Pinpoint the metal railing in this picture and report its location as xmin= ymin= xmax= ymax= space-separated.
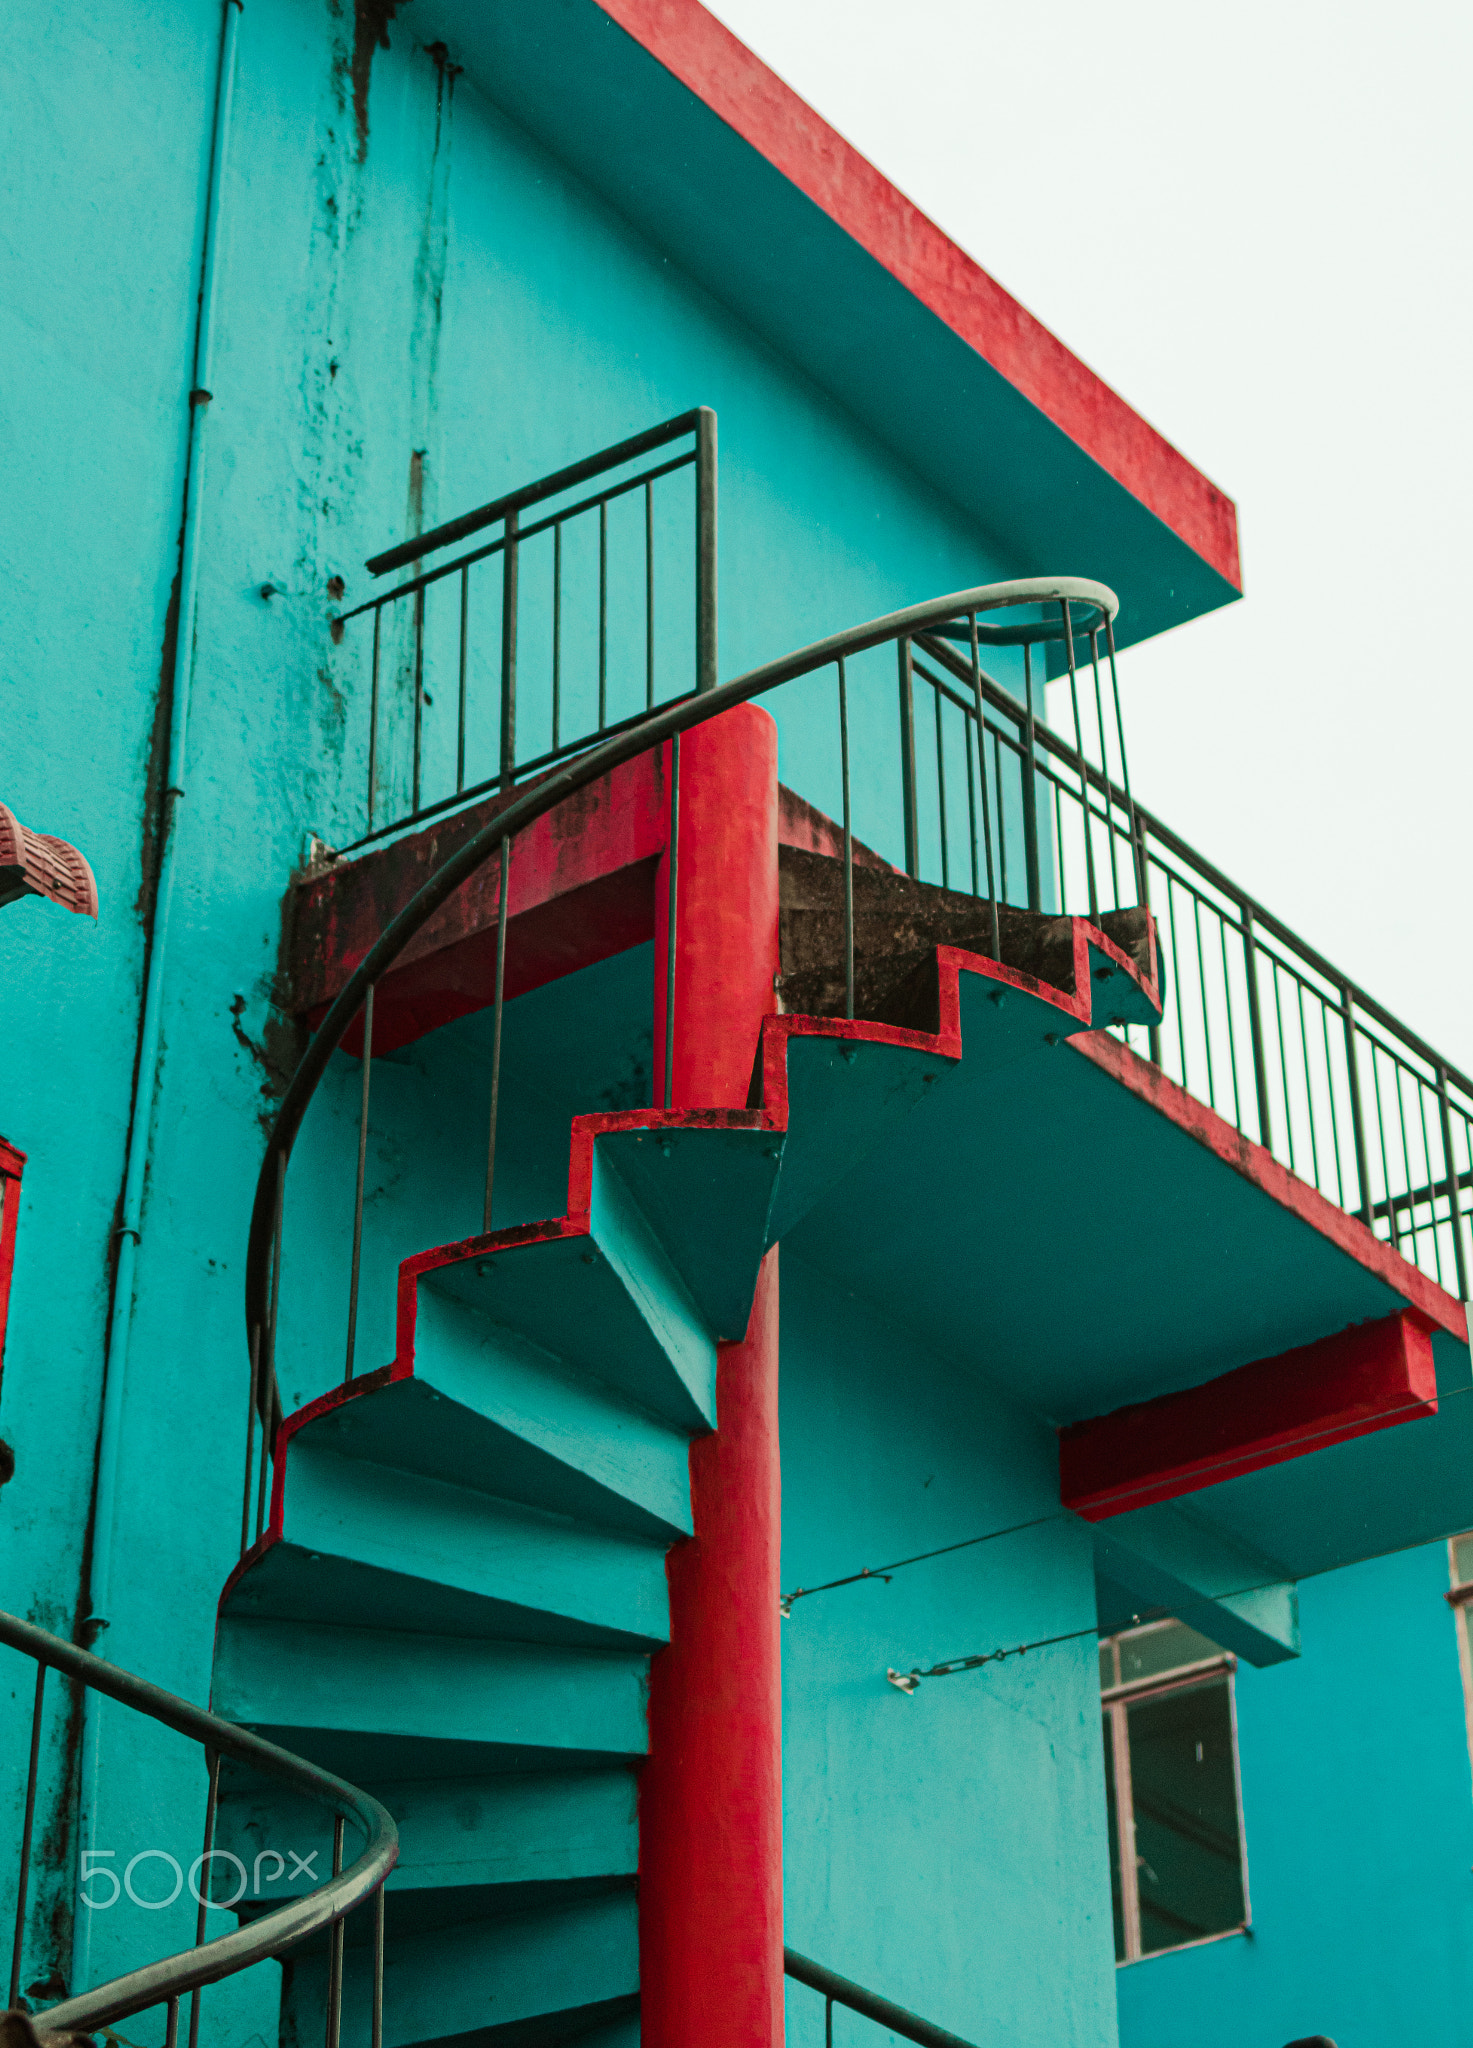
xmin=1126 ymin=814 xmax=1473 ymax=1298
xmin=332 ymin=410 xmax=718 ymax=852
xmin=0 ymin=1611 xmax=396 ymax=2041
xmin=785 ymin=1945 xmax=981 ymax=2048
xmin=891 ymin=626 xmax=1473 ymax=1302
xmin=240 ymin=575 xmax=1123 ymax=1514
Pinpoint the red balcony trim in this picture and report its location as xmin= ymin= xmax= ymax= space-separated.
xmin=1071 ymin=1029 xmax=1468 ymax=1344
xmin=1061 ymin=1309 xmax=1439 ymax=1520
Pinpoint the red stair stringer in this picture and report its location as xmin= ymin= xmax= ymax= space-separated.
xmin=223 ymin=911 xmax=1161 ymax=1595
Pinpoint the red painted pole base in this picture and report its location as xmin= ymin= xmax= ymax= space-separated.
xmin=640 ymin=1250 xmax=784 ymax=2048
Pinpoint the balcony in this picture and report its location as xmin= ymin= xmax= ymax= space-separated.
xmin=279 ymin=417 xmax=1472 ymax=1660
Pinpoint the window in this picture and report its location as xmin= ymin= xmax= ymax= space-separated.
xmin=1447 ymin=1535 xmax=1473 ymax=1773
xmin=1100 ymin=1619 xmax=1250 ymax=1962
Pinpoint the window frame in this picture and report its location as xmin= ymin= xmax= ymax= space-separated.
xmin=1445 ymin=1537 xmax=1473 ymax=1777
xmin=1101 ymin=1622 xmax=1253 ymax=1966
xmin=0 ymin=1136 xmax=24 ymax=1392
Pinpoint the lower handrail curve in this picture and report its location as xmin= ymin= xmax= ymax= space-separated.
xmin=0 ymin=1612 xmax=397 ymax=2032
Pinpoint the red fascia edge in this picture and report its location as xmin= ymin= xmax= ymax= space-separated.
xmin=1071 ymin=1029 xmax=1468 ymax=1345
xmin=598 ymin=0 xmax=1241 ymax=591
xmin=1060 ymin=1310 xmax=1439 ymax=1522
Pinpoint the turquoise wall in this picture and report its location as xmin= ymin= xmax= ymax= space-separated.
xmin=0 ymin=0 xmax=1214 ymax=2041
xmin=1116 ymin=1541 xmax=1473 ymax=2048
xmin=778 ymin=1255 xmax=1118 ymax=2048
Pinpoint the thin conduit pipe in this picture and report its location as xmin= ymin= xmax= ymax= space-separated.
xmin=74 ymin=0 xmax=241 ymax=2000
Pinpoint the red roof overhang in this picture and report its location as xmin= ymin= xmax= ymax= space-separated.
xmin=410 ymin=0 xmax=1241 ymax=646
xmin=600 ymin=0 xmax=1240 ymax=595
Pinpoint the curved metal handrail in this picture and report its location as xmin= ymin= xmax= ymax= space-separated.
xmin=784 ymin=1946 xmax=982 ymax=2048
xmin=244 ymin=572 xmax=1118 ymax=1404
xmin=0 ymin=1611 xmax=397 ymax=2033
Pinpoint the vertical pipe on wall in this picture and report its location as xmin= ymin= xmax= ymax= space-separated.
xmin=74 ymin=0 xmax=241 ymax=2000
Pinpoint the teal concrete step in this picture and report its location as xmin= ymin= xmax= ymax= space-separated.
xmin=416 ymin=1154 xmax=717 ymax=1433
xmin=295 ymin=1293 xmax=695 ymax=1544
xmin=227 ymin=1440 xmax=669 ymax=1649
xmin=284 ymin=1886 xmax=639 ymax=2048
xmin=213 ymin=1617 xmax=650 ymax=1784
xmin=219 ymin=1766 xmax=637 ymax=1909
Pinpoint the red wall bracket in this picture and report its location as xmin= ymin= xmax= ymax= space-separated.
xmin=1060 ymin=1310 xmax=1439 ymax=1521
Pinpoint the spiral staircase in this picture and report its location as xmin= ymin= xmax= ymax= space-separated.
xmin=208 ymin=826 xmax=1161 ymax=2044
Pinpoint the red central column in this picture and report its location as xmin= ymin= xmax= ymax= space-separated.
xmin=641 ymin=703 xmax=785 ymax=2048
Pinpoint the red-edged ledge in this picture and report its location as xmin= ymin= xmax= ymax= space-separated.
xmin=1071 ymin=1028 xmax=1468 ymax=1343
xmin=1062 ymin=1309 xmax=1440 ymax=1521
xmin=222 ymin=921 xmax=1158 ymax=1594
xmin=600 ymin=0 xmax=1240 ymax=591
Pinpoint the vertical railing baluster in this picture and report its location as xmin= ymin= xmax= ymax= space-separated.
xmin=411 ymin=585 xmax=425 ymax=817
xmin=551 ymin=522 xmax=562 ymax=751
xmin=1090 ymin=630 xmax=1120 ymax=907
xmin=9 ymin=1660 xmax=44 ymax=2008
xmin=1295 ymin=978 xmax=1321 ymax=1194
xmin=367 ymin=608 xmax=381 ymax=832
xmin=261 ymin=1149 xmax=285 ymax=1525
xmin=645 ymin=479 xmax=655 ymax=711
xmin=482 ymin=839 xmax=511 ymax=1234
xmin=1436 ymin=1063 xmax=1470 ymax=1301
xmin=372 ymin=1882 xmax=385 ymax=2048
xmin=1136 ymin=816 xmax=1161 ymax=1066
xmin=838 ymin=659 xmax=854 ymax=1021
xmin=933 ymin=687 xmax=949 ymax=890
xmin=1242 ymin=905 xmax=1273 ymax=1152
xmin=1061 ymin=600 xmax=1099 ymax=922
xmin=1193 ymin=895 xmax=1216 ymax=1112
xmin=1341 ymin=986 xmax=1374 ymax=1227
xmin=1369 ymin=1046 xmax=1398 ymax=1248
xmin=499 ymin=509 xmax=519 ymax=790
xmin=1415 ymin=1078 xmax=1443 ymax=1285
xmin=664 ymin=736 xmax=680 ymax=1108
xmin=186 ymin=1750 xmax=221 ymax=2048
xmin=695 ymin=407 xmax=718 ymax=694
xmin=241 ymin=1323 xmax=260 ymax=1559
xmin=345 ymin=984 xmax=374 ymax=1382
xmin=325 ymin=1815 xmax=345 ymax=2048
xmin=991 ymin=731 xmax=1009 ymax=909
xmin=1104 ymin=618 xmax=1144 ymax=908
xmin=598 ymin=499 xmax=608 ymax=731
xmin=456 ymin=566 xmax=468 ymax=796
xmin=1166 ymin=878 xmax=1188 ymax=1084
xmin=165 ymin=1997 xmax=180 ymax=2048
xmin=967 ymin=614 xmax=1000 ymax=960
xmin=897 ymin=638 xmax=919 ymax=879
xmin=255 ymin=1363 xmax=271 ymax=1543
xmin=825 ymin=1992 xmax=833 ymax=2048
xmin=964 ymin=713 xmax=980 ymax=898
xmin=1218 ymin=914 xmax=1242 ymax=1129
xmin=1271 ymin=963 xmax=1297 ymax=1174
xmin=1022 ymin=642 xmax=1042 ymax=914
xmin=1392 ymin=1059 xmax=1417 ymax=1266
xmin=1319 ymin=999 xmax=1346 ymax=1208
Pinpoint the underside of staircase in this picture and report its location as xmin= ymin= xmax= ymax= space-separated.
xmin=209 ymin=842 xmax=1160 ymax=2047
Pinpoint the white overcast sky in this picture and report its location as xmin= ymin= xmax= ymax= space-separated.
xmin=706 ymin=0 xmax=1473 ymax=1066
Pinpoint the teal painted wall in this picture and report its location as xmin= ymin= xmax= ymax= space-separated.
xmin=0 ymin=0 xmax=1033 ymax=2025
xmin=1116 ymin=1541 xmax=1473 ymax=2048
xmin=778 ymin=1255 xmax=1119 ymax=2048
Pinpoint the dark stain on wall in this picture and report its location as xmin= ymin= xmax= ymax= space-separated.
xmin=352 ymin=0 xmax=410 ymax=163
